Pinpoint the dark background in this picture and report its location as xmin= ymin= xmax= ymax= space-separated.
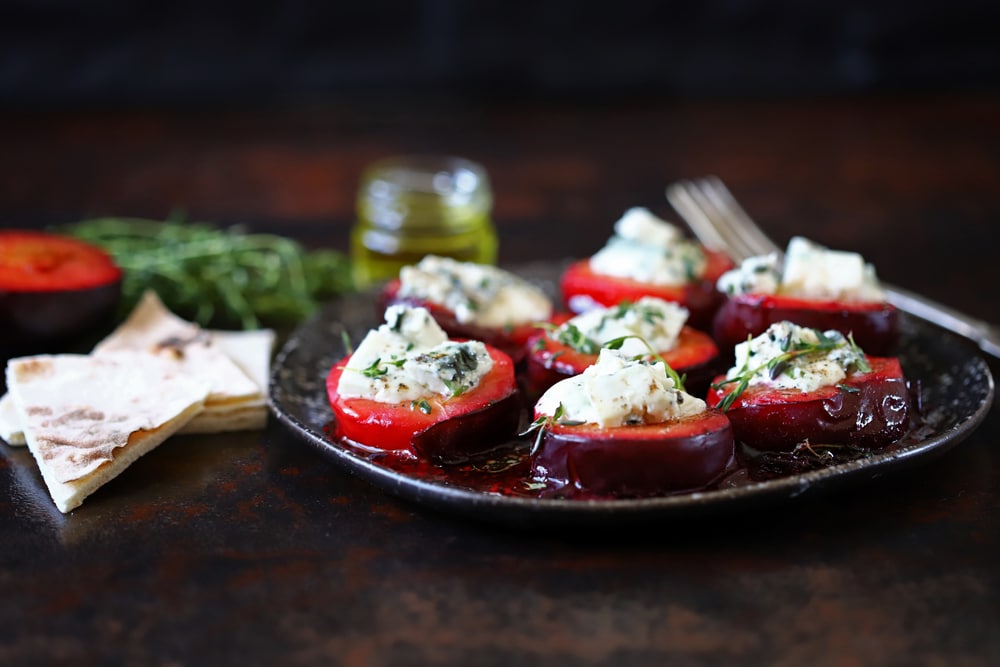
xmin=2 ymin=0 xmax=998 ymax=109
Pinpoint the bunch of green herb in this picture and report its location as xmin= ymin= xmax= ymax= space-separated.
xmin=62 ymin=216 xmax=354 ymax=330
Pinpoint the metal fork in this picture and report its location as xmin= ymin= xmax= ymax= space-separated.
xmin=666 ymin=176 xmax=1000 ymax=359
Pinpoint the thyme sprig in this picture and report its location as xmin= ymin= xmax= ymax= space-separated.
xmin=62 ymin=215 xmax=354 ymax=329
xmin=601 ymin=334 xmax=687 ymax=393
xmin=519 ymin=404 xmax=585 ymax=455
xmin=539 ymin=321 xmax=601 ymax=355
xmin=712 ymin=331 xmax=870 ymax=412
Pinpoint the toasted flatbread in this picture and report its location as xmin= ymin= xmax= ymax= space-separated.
xmin=6 ymin=353 xmax=209 ymax=513
xmin=93 ymin=291 xmax=273 ymax=434
xmin=0 ymin=295 xmax=275 ymax=444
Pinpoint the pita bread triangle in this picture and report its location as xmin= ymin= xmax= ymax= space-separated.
xmin=0 ymin=292 xmax=275 ymax=447
xmin=6 ymin=352 xmax=209 ymax=513
xmin=92 ymin=291 xmax=273 ymax=434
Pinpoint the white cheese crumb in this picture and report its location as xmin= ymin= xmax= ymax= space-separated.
xmin=556 ymin=297 xmax=688 ymax=357
xmin=536 ymin=348 xmax=706 ymax=428
xmin=715 ymin=236 xmax=886 ymax=302
xmin=588 ymin=207 xmax=707 ymax=286
xmin=397 ymin=255 xmax=552 ymax=328
xmin=716 ymin=253 xmax=782 ymax=297
xmin=337 ymin=305 xmax=493 ymax=403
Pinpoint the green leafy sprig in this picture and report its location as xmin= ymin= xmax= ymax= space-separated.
xmin=601 ymin=334 xmax=687 ymax=393
xmin=359 ymin=357 xmax=405 ymax=378
xmin=62 ymin=216 xmax=354 ymax=329
xmin=519 ymin=404 xmax=585 ymax=455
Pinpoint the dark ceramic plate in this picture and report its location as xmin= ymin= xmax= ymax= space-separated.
xmin=269 ymin=263 xmax=994 ymax=527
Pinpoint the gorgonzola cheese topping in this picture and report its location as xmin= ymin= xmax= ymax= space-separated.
xmin=588 ymin=207 xmax=708 ymax=286
xmin=397 ymin=255 xmax=552 ymax=328
xmin=337 ymin=305 xmax=494 ymax=403
xmin=535 ymin=348 xmax=706 ymax=428
xmin=553 ymin=297 xmax=688 ymax=357
xmin=726 ymin=321 xmax=868 ymax=393
xmin=716 ymin=236 xmax=886 ymax=302
xmin=716 ymin=253 xmax=782 ymax=297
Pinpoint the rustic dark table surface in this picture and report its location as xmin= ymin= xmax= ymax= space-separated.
xmin=1 ymin=95 xmax=998 ymax=666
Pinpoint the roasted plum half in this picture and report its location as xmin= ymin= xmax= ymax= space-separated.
xmin=530 ymin=409 xmax=734 ymax=498
xmin=713 ymin=293 xmax=900 ymax=356
xmin=327 ymin=344 xmax=520 ymax=464
xmin=706 ymin=356 xmax=911 ymax=452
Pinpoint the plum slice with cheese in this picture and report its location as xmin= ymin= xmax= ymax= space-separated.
xmin=706 ymin=321 xmax=911 ymax=451
xmin=379 ymin=255 xmax=553 ymax=364
xmin=712 ymin=237 xmax=899 ymax=355
xmin=527 ymin=348 xmax=734 ymax=498
xmin=559 ymin=207 xmax=733 ymax=330
xmin=326 ymin=305 xmax=520 ymax=464
xmin=524 ymin=297 xmax=720 ymax=400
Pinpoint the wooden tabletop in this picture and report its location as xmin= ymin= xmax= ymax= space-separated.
xmin=1 ymin=94 xmax=998 ymax=666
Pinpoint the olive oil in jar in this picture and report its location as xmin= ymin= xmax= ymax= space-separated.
xmin=351 ymin=155 xmax=498 ymax=288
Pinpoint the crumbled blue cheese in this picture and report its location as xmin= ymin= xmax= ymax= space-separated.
xmin=556 ymin=297 xmax=688 ymax=357
xmin=397 ymin=255 xmax=552 ymax=328
xmin=716 ymin=236 xmax=886 ymax=302
xmin=337 ymin=305 xmax=493 ymax=403
xmin=726 ymin=321 xmax=868 ymax=393
xmin=536 ymin=348 xmax=706 ymax=428
xmin=782 ymin=237 xmax=885 ymax=301
xmin=716 ymin=253 xmax=782 ymax=297
xmin=588 ymin=207 xmax=708 ymax=286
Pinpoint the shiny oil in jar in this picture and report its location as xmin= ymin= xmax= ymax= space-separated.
xmin=350 ymin=155 xmax=497 ymax=288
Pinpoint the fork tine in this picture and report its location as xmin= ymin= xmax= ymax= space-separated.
xmin=667 ymin=177 xmax=782 ymax=263
xmin=667 ymin=179 xmax=755 ymax=261
xmin=699 ymin=177 xmax=782 ymax=257
xmin=685 ymin=179 xmax=763 ymax=261
xmin=664 ymin=179 xmax=731 ymax=255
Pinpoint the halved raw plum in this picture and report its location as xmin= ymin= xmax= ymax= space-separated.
xmin=712 ymin=293 xmax=900 ymax=356
xmin=326 ymin=344 xmax=520 ymax=464
xmin=530 ymin=409 xmax=734 ymax=498
xmin=0 ymin=230 xmax=122 ymax=354
xmin=706 ymin=356 xmax=911 ymax=451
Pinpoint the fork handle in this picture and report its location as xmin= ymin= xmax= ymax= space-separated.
xmin=885 ymin=284 xmax=1000 ymax=359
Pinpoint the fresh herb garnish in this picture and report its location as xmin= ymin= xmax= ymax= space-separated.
xmin=603 ymin=335 xmax=687 ymax=392
xmin=62 ymin=216 xmax=353 ymax=329
xmin=712 ymin=330 xmax=868 ymax=412
xmin=360 ymin=357 xmax=405 ymax=378
xmin=519 ymin=403 xmax=585 ymax=455
xmin=550 ymin=322 xmax=601 ymax=355
xmin=412 ymin=399 xmax=433 ymax=415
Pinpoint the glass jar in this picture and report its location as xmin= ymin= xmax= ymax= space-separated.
xmin=350 ymin=155 xmax=498 ymax=288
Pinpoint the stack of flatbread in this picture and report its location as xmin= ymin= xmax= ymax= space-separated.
xmin=0 ymin=291 xmax=274 ymax=513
